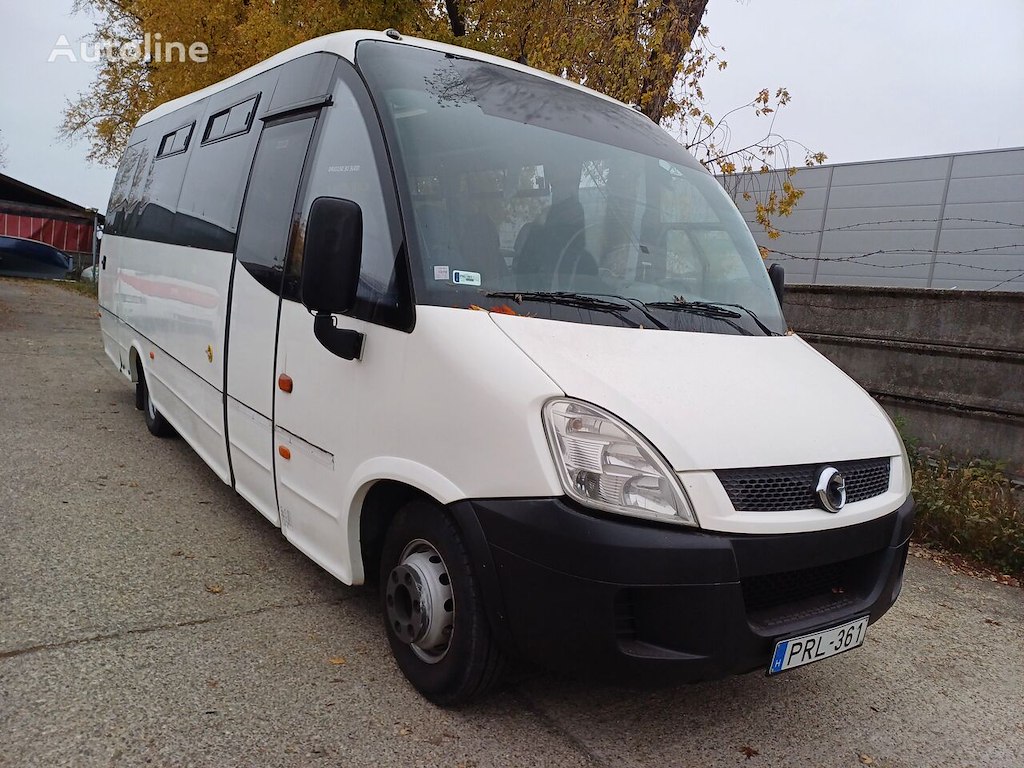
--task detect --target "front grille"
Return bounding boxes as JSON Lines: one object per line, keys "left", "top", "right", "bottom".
{"left": 716, "top": 458, "right": 891, "bottom": 512}
{"left": 742, "top": 552, "right": 877, "bottom": 629}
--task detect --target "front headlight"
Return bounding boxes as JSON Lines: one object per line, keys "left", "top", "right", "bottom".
{"left": 542, "top": 398, "right": 698, "bottom": 527}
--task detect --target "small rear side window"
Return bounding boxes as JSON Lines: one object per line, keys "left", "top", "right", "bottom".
{"left": 156, "top": 122, "right": 194, "bottom": 158}
{"left": 202, "top": 95, "right": 260, "bottom": 144}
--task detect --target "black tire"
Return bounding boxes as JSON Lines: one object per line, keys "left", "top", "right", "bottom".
{"left": 138, "top": 366, "right": 174, "bottom": 438}
{"left": 380, "top": 500, "right": 506, "bottom": 705}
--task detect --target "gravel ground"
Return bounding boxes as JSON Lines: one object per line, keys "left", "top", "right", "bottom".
{"left": 1, "top": 277, "right": 1022, "bottom": 768}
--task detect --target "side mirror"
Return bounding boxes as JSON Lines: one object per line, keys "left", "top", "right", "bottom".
{"left": 301, "top": 197, "right": 363, "bottom": 314}
{"left": 768, "top": 263, "right": 785, "bottom": 304}
{"left": 301, "top": 197, "right": 365, "bottom": 360}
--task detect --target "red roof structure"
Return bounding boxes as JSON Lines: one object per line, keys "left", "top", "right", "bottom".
{"left": 0, "top": 172, "right": 102, "bottom": 265}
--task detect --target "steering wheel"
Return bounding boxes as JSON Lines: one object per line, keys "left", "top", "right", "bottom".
{"left": 550, "top": 223, "right": 604, "bottom": 291}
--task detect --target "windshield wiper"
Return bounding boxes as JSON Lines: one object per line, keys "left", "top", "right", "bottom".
{"left": 644, "top": 300, "right": 752, "bottom": 336}
{"left": 691, "top": 300, "right": 781, "bottom": 337}
{"left": 645, "top": 300, "right": 740, "bottom": 318}
{"left": 645, "top": 299, "right": 781, "bottom": 337}
{"left": 486, "top": 291, "right": 643, "bottom": 328}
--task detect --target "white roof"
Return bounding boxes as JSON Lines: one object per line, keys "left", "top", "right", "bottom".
{"left": 139, "top": 29, "right": 625, "bottom": 126}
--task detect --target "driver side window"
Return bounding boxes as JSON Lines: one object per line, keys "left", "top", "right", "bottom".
{"left": 286, "top": 61, "right": 412, "bottom": 331}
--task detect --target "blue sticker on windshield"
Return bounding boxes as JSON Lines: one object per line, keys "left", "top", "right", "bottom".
{"left": 452, "top": 270, "right": 481, "bottom": 286}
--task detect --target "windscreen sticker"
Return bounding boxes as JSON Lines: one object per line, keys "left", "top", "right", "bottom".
{"left": 433, "top": 265, "right": 450, "bottom": 281}
{"left": 452, "top": 270, "right": 481, "bottom": 286}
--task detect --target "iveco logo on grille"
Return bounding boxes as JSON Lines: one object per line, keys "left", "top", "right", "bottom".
{"left": 816, "top": 467, "right": 847, "bottom": 512}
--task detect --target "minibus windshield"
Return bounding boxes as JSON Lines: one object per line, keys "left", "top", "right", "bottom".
{"left": 357, "top": 41, "right": 786, "bottom": 336}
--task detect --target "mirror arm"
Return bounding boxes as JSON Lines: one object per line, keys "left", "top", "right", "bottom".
{"left": 313, "top": 313, "right": 364, "bottom": 361}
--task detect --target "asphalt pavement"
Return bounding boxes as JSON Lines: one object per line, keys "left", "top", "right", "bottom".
{"left": 1, "top": 277, "right": 1022, "bottom": 767}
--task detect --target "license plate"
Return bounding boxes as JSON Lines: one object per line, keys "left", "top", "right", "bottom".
{"left": 768, "top": 616, "right": 869, "bottom": 675}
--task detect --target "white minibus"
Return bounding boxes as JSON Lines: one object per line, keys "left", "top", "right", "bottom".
{"left": 99, "top": 29, "right": 915, "bottom": 704}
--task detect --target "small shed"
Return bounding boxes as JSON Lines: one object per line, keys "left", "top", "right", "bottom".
{"left": 0, "top": 172, "right": 103, "bottom": 273}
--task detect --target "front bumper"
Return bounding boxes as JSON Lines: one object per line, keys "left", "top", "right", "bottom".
{"left": 451, "top": 494, "right": 915, "bottom": 686}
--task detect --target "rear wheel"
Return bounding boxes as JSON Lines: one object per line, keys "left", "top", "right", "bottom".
{"left": 137, "top": 366, "right": 173, "bottom": 438}
{"left": 380, "top": 500, "right": 506, "bottom": 705}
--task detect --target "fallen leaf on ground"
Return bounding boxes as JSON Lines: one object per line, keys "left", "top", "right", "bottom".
{"left": 205, "top": 584, "right": 223, "bottom": 594}
{"left": 858, "top": 753, "right": 876, "bottom": 765}
{"left": 328, "top": 656, "right": 347, "bottom": 666}
{"left": 909, "top": 543, "right": 1021, "bottom": 588}
{"left": 740, "top": 745, "right": 759, "bottom": 758}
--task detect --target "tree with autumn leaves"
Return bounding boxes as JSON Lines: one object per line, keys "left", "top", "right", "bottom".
{"left": 62, "top": 0, "right": 825, "bottom": 236}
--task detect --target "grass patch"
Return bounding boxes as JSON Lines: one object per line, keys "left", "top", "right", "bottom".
{"left": 897, "top": 420, "right": 1024, "bottom": 577}
{"left": 53, "top": 278, "right": 98, "bottom": 299}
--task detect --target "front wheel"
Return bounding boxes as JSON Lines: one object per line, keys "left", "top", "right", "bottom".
{"left": 380, "top": 500, "right": 506, "bottom": 705}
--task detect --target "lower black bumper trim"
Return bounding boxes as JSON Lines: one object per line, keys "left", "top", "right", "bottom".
{"left": 454, "top": 494, "right": 915, "bottom": 686}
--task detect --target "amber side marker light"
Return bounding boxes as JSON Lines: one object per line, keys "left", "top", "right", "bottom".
{"left": 278, "top": 445, "right": 291, "bottom": 460}
{"left": 278, "top": 373, "right": 293, "bottom": 393}
{"left": 149, "top": 351, "right": 155, "bottom": 360}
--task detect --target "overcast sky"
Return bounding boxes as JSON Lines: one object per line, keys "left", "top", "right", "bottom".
{"left": 2, "top": 0, "right": 1023, "bottom": 211}
{"left": 699, "top": 0, "right": 1024, "bottom": 167}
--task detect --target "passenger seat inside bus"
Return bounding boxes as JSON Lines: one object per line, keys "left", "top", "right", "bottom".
{"left": 416, "top": 206, "right": 507, "bottom": 286}
{"left": 514, "top": 199, "right": 598, "bottom": 290}
{"left": 456, "top": 212, "right": 507, "bottom": 283}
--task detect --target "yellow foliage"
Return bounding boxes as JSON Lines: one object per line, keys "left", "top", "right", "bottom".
{"left": 64, "top": 0, "right": 709, "bottom": 163}
{"left": 63, "top": 0, "right": 437, "bottom": 162}
{"left": 62, "top": 0, "right": 824, "bottom": 238}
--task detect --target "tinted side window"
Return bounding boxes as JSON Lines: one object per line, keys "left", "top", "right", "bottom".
{"left": 175, "top": 71, "right": 277, "bottom": 252}
{"left": 287, "top": 62, "right": 411, "bottom": 330}
{"left": 127, "top": 103, "right": 204, "bottom": 243}
{"left": 121, "top": 142, "right": 153, "bottom": 237}
{"left": 202, "top": 95, "right": 259, "bottom": 144}
{"left": 106, "top": 134, "right": 148, "bottom": 235}
{"left": 157, "top": 123, "right": 194, "bottom": 158}
{"left": 107, "top": 54, "right": 336, "bottom": 251}
{"left": 235, "top": 117, "right": 317, "bottom": 293}
{"left": 266, "top": 52, "right": 336, "bottom": 116}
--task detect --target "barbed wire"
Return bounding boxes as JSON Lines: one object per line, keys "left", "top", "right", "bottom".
{"left": 761, "top": 247, "right": 1024, "bottom": 290}
{"left": 762, "top": 245, "right": 1024, "bottom": 268}
{"left": 752, "top": 215, "right": 1024, "bottom": 290}
{"left": 768, "top": 216, "right": 1024, "bottom": 236}
{"left": 989, "top": 272, "right": 1024, "bottom": 290}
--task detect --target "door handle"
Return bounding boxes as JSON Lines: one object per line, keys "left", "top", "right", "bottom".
{"left": 101, "top": 255, "right": 107, "bottom": 269}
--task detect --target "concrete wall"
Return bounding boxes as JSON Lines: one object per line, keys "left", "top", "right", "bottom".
{"left": 783, "top": 285, "right": 1024, "bottom": 474}
{"left": 724, "top": 147, "right": 1024, "bottom": 291}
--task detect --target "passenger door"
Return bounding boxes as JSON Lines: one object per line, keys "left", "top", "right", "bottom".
{"left": 272, "top": 65, "right": 411, "bottom": 583}
{"left": 225, "top": 114, "right": 317, "bottom": 525}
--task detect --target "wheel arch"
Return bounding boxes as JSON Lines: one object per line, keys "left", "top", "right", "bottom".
{"left": 345, "top": 459, "right": 463, "bottom": 583}
{"left": 128, "top": 344, "right": 143, "bottom": 383}
{"left": 356, "top": 480, "right": 436, "bottom": 588}
{"left": 129, "top": 343, "right": 145, "bottom": 409}
{"left": 350, "top": 476, "right": 515, "bottom": 657}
